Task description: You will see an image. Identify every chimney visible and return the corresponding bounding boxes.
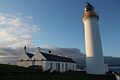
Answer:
[24,46,27,53]
[49,50,51,53]
[38,47,41,52]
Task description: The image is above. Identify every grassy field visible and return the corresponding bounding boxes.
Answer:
[0,64,114,80]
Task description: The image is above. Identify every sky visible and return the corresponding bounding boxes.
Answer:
[0,0,120,57]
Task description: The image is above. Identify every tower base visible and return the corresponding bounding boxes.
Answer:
[86,57,106,75]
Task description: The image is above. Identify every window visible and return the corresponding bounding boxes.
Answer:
[72,65,74,70]
[70,64,71,70]
[62,63,64,70]
[33,58,35,61]
[56,63,60,72]
[50,62,52,69]
[20,59,23,61]
[65,63,68,71]
[32,59,35,65]
[56,63,57,70]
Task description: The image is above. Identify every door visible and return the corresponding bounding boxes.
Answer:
[56,63,60,72]
[65,63,68,72]
[58,63,60,72]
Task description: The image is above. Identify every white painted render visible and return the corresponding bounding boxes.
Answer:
[34,61,46,71]
[83,17,105,74]
[17,50,33,67]
[32,50,46,61]
[17,50,76,72]
[17,60,32,67]
[18,50,31,60]
[45,61,76,72]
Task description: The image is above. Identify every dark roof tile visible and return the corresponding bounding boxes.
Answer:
[40,52,75,63]
[26,53,34,58]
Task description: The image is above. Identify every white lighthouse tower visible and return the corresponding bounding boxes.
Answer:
[82,3,105,75]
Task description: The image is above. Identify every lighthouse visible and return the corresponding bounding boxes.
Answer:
[82,3,105,74]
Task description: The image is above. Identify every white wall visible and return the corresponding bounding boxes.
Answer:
[17,50,33,67]
[31,51,47,70]
[17,48,76,72]
[45,61,76,72]
[17,60,32,67]
[32,50,46,60]
[83,16,105,74]
[104,64,109,72]
[34,61,46,70]
[18,49,31,61]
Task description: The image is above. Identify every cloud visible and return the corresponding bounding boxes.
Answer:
[0,13,41,61]
[0,13,40,48]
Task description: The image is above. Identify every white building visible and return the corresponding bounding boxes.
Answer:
[82,3,105,74]
[17,47,76,72]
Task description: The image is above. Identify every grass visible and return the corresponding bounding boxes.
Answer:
[0,64,114,80]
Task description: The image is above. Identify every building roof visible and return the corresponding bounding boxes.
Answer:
[26,53,34,58]
[40,52,75,63]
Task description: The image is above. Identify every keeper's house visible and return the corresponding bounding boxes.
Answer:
[17,47,76,72]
